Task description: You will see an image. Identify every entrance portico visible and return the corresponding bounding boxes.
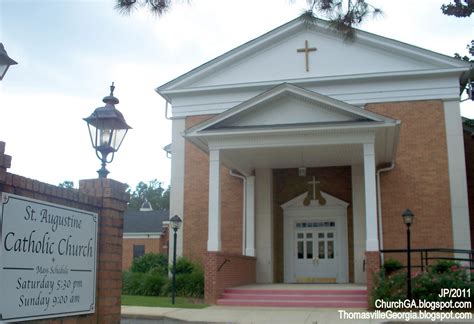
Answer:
[185,83,400,284]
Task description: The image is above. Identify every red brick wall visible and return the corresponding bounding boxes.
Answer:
[0,142,128,324]
[366,101,453,252]
[204,252,256,303]
[122,237,167,270]
[463,130,474,249]
[183,116,244,265]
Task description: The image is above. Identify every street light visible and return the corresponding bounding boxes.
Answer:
[402,208,414,300]
[84,82,131,178]
[170,214,182,305]
[0,43,18,81]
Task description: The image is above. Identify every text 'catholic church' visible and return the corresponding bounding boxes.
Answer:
[156,15,473,304]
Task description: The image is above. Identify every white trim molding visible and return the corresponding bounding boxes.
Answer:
[444,101,471,252]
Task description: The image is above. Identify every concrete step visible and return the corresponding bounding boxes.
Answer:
[216,299,368,308]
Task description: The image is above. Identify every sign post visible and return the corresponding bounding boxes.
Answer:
[0,193,98,322]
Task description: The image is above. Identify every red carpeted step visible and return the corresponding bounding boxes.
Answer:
[217,288,368,308]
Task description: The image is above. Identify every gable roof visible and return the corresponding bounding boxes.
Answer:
[281,190,349,210]
[123,208,169,234]
[157,15,470,100]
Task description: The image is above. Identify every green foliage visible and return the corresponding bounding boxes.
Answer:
[412,263,474,302]
[430,260,457,274]
[441,1,473,59]
[162,270,205,298]
[131,253,168,275]
[371,260,474,308]
[115,0,174,17]
[127,179,170,211]
[122,271,145,295]
[175,270,205,298]
[441,0,473,18]
[123,256,204,298]
[140,272,168,296]
[305,0,383,40]
[172,256,196,275]
[371,271,407,307]
[382,259,403,276]
[121,295,208,308]
[58,180,74,189]
[122,271,168,296]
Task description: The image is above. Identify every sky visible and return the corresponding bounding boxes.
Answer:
[0,0,473,190]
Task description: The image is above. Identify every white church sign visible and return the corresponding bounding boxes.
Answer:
[0,193,98,322]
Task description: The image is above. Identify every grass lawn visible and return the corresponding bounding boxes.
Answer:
[122,295,209,309]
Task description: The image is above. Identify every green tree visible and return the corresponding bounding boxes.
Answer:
[127,179,170,210]
[115,0,175,16]
[58,180,74,189]
[304,0,382,39]
[441,0,473,60]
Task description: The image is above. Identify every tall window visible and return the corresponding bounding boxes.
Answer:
[133,244,145,259]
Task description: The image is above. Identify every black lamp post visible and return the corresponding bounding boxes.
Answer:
[0,43,18,81]
[402,208,414,300]
[84,83,131,178]
[170,215,182,305]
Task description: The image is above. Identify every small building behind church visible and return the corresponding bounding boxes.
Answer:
[157,15,472,304]
[122,201,170,270]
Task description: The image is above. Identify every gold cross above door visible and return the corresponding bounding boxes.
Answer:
[296,40,317,72]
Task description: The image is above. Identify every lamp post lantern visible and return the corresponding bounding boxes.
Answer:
[402,208,414,300]
[170,215,182,305]
[84,83,131,178]
[0,43,18,81]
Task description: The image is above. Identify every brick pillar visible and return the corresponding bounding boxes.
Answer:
[79,178,128,324]
[204,252,219,304]
[365,251,381,297]
[0,141,12,172]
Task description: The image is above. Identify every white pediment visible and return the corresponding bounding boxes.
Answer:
[281,191,349,210]
[213,89,368,128]
[159,16,468,92]
[189,83,396,133]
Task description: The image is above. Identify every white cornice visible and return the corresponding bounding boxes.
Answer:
[159,67,468,98]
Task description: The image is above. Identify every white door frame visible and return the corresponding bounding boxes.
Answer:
[282,191,349,283]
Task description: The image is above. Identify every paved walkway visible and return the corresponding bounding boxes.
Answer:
[122,305,474,323]
[122,305,373,324]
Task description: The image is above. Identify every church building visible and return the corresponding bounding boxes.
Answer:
[156,15,472,304]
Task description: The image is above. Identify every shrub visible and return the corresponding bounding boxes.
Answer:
[131,253,168,275]
[172,256,196,275]
[123,256,204,298]
[412,262,474,302]
[123,271,167,296]
[382,259,403,276]
[122,271,145,295]
[140,272,168,296]
[430,260,457,274]
[371,270,407,308]
[163,257,204,298]
[371,260,474,308]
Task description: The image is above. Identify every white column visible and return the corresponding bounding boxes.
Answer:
[444,101,471,251]
[207,149,222,251]
[245,176,256,256]
[170,118,185,258]
[255,168,274,283]
[363,143,379,251]
[352,164,367,283]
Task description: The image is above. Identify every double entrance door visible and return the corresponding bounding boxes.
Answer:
[294,221,337,283]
